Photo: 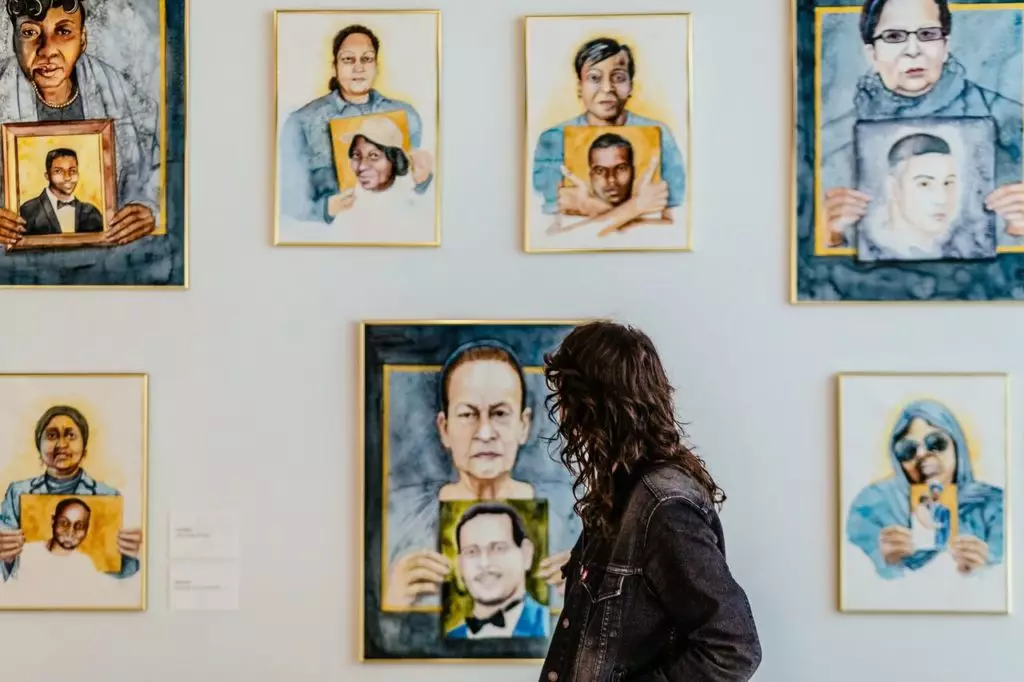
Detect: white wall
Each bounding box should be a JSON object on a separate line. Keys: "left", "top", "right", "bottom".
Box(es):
{"left": 1, "top": 0, "right": 1020, "bottom": 680}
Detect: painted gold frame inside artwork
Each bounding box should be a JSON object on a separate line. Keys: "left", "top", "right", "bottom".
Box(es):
{"left": 835, "top": 371, "right": 1012, "bottom": 616}
{"left": 271, "top": 9, "right": 443, "bottom": 248}
{"left": 357, "top": 319, "right": 585, "bottom": 664}
{"left": 0, "top": 372, "right": 149, "bottom": 613}
{"left": 788, "top": 1, "right": 1024, "bottom": 304}
{"left": 521, "top": 12, "right": 694, "bottom": 254}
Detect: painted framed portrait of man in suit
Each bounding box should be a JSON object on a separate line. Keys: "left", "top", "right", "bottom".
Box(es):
{"left": 0, "top": 0, "right": 188, "bottom": 288}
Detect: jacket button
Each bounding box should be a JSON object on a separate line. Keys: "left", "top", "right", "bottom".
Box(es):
{"left": 547, "top": 673, "right": 558, "bottom": 682}
{"left": 561, "top": 618, "right": 570, "bottom": 628}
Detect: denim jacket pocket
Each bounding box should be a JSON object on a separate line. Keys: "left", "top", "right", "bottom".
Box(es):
{"left": 581, "top": 566, "right": 626, "bottom": 603}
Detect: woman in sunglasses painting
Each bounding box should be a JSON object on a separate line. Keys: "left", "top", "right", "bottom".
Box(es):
{"left": 821, "top": 0, "right": 1024, "bottom": 249}
{"left": 846, "top": 400, "right": 1004, "bottom": 580}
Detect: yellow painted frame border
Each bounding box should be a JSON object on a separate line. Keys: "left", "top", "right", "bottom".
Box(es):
{"left": 357, "top": 318, "right": 586, "bottom": 664}
{"left": 521, "top": 12, "right": 694, "bottom": 254}
{"left": 0, "top": 372, "right": 149, "bottom": 613}
{"left": 271, "top": 9, "right": 443, "bottom": 249}
{"left": 835, "top": 371, "right": 1011, "bottom": 615}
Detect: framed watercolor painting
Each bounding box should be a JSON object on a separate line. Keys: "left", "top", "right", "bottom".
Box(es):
{"left": 359, "top": 320, "right": 579, "bottom": 661}
{"left": 0, "top": 373, "right": 148, "bottom": 611}
{"left": 837, "top": 372, "right": 1009, "bottom": 614}
{"left": 0, "top": 0, "right": 188, "bottom": 287}
{"left": 793, "top": 0, "right": 1024, "bottom": 302}
{"left": 524, "top": 13, "right": 692, "bottom": 253}
{"left": 274, "top": 10, "right": 440, "bottom": 248}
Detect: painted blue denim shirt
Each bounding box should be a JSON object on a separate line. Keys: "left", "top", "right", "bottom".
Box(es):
{"left": 0, "top": 471, "right": 140, "bottom": 581}
{"left": 532, "top": 112, "right": 686, "bottom": 214}
{"left": 279, "top": 88, "right": 431, "bottom": 223}
{"left": 540, "top": 464, "right": 761, "bottom": 682}
{"left": 822, "top": 57, "right": 1024, "bottom": 247}
{"left": 846, "top": 400, "right": 1004, "bottom": 580}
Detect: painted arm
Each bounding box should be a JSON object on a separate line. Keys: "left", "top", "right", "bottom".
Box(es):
{"left": 846, "top": 487, "right": 906, "bottom": 580}
{"left": 532, "top": 128, "right": 565, "bottom": 215}
{"left": 658, "top": 124, "right": 686, "bottom": 208}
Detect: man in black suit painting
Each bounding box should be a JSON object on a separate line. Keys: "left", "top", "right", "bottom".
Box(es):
{"left": 20, "top": 148, "right": 103, "bottom": 235}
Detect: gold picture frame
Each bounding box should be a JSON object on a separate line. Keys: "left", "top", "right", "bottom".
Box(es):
{"left": 0, "top": 372, "right": 149, "bottom": 612}
{"left": 836, "top": 371, "right": 1011, "bottom": 615}
{"left": 522, "top": 12, "right": 694, "bottom": 254}
{"left": 358, "top": 319, "right": 585, "bottom": 663}
{"left": 272, "top": 9, "right": 442, "bottom": 248}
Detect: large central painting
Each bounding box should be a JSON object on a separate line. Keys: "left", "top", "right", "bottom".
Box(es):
{"left": 360, "top": 320, "right": 580, "bottom": 661}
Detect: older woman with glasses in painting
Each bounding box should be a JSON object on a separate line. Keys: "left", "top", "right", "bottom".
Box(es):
{"left": 279, "top": 23, "right": 434, "bottom": 225}
{"left": 846, "top": 400, "right": 1003, "bottom": 579}
{"left": 821, "top": 0, "right": 1024, "bottom": 249}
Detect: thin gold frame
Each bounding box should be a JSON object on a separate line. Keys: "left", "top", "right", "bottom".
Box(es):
{"left": 357, "top": 318, "right": 586, "bottom": 664}
{"left": 272, "top": 9, "right": 442, "bottom": 249}
{"left": 0, "top": 0, "right": 190, "bottom": 290}
{"left": 835, "top": 371, "right": 1012, "bottom": 615}
{"left": 521, "top": 13, "right": 694, "bottom": 254}
{"left": 0, "top": 372, "right": 149, "bottom": 612}
{"left": 790, "top": 2, "right": 1024, "bottom": 304}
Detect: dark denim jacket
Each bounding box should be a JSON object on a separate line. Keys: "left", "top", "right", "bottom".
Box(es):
{"left": 539, "top": 464, "right": 761, "bottom": 682}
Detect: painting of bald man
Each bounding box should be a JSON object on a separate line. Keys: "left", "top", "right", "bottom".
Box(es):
{"left": 0, "top": 373, "right": 147, "bottom": 611}
{"left": 360, "top": 321, "right": 579, "bottom": 661}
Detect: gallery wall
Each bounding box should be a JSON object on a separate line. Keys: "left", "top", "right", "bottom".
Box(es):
{"left": 0, "top": 0, "right": 1020, "bottom": 680}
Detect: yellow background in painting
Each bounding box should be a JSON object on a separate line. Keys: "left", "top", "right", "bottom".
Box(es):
{"left": 14, "top": 134, "right": 107, "bottom": 224}
{"left": 20, "top": 494, "right": 122, "bottom": 573}
{"left": 439, "top": 498, "right": 549, "bottom": 636}
{"left": 910, "top": 483, "right": 960, "bottom": 539}
{"left": 562, "top": 125, "right": 662, "bottom": 191}
{"left": 328, "top": 110, "right": 411, "bottom": 191}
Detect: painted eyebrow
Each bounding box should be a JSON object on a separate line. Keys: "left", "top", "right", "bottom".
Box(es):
{"left": 913, "top": 175, "right": 937, "bottom": 181}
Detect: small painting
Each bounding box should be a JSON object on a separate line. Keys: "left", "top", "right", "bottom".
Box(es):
{"left": 0, "top": 0, "right": 188, "bottom": 287}
{"left": 838, "top": 372, "right": 1008, "bottom": 613}
{"left": 275, "top": 10, "right": 440, "bottom": 247}
{"left": 440, "top": 499, "right": 551, "bottom": 641}
{"left": 793, "top": 0, "right": 1024, "bottom": 301}
{"left": 524, "top": 13, "right": 691, "bottom": 253}
{"left": 361, "top": 320, "right": 579, "bottom": 661}
{"left": 0, "top": 373, "right": 147, "bottom": 611}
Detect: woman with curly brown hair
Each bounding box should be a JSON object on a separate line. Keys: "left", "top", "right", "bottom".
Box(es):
{"left": 538, "top": 321, "right": 761, "bottom": 682}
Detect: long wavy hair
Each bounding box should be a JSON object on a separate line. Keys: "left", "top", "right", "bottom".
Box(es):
{"left": 544, "top": 321, "right": 724, "bottom": 538}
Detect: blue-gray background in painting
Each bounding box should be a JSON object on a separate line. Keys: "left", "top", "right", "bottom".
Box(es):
{"left": 363, "top": 322, "right": 577, "bottom": 660}
{"left": 0, "top": 0, "right": 186, "bottom": 286}
{"left": 795, "top": 0, "right": 1024, "bottom": 300}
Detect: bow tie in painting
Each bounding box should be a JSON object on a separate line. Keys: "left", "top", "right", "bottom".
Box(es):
{"left": 57, "top": 199, "right": 76, "bottom": 209}
{"left": 466, "top": 598, "right": 523, "bottom": 634}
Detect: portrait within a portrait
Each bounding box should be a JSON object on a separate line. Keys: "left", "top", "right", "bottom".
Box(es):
{"left": 853, "top": 118, "right": 997, "bottom": 262}
{"left": 0, "top": 374, "right": 147, "bottom": 611}
{"left": 2, "top": 120, "right": 114, "bottom": 250}
{"left": 794, "top": 0, "right": 1024, "bottom": 301}
{"left": 0, "top": 0, "right": 187, "bottom": 287}
{"left": 440, "top": 500, "right": 551, "bottom": 641}
{"left": 361, "top": 321, "right": 579, "bottom": 661}
{"left": 524, "top": 13, "right": 691, "bottom": 253}
{"left": 274, "top": 10, "right": 440, "bottom": 247}
{"left": 838, "top": 373, "right": 1008, "bottom": 614}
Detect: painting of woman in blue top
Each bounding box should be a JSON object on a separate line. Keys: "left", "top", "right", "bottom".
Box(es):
{"left": 278, "top": 23, "right": 435, "bottom": 225}
{"left": 846, "top": 400, "right": 1003, "bottom": 580}
{"left": 0, "top": 405, "right": 143, "bottom": 581}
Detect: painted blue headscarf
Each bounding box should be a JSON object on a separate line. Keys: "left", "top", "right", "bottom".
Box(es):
{"left": 846, "top": 400, "right": 1004, "bottom": 579}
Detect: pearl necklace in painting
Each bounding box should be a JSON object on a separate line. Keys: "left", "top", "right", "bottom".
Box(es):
{"left": 33, "top": 82, "right": 80, "bottom": 109}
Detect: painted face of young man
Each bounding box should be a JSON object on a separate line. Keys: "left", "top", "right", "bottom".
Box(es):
{"left": 48, "top": 154, "right": 79, "bottom": 198}
{"left": 14, "top": 6, "right": 87, "bottom": 93}
{"left": 589, "top": 144, "right": 634, "bottom": 206}
{"left": 895, "top": 417, "right": 957, "bottom": 486}
{"left": 891, "top": 152, "right": 957, "bottom": 236}
{"left": 578, "top": 51, "right": 632, "bottom": 122}
{"left": 437, "top": 360, "right": 532, "bottom": 484}
{"left": 335, "top": 32, "right": 378, "bottom": 99}
{"left": 39, "top": 414, "right": 86, "bottom": 477}
{"left": 458, "top": 513, "right": 533, "bottom": 609}
{"left": 350, "top": 137, "right": 395, "bottom": 191}
{"left": 52, "top": 502, "right": 90, "bottom": 551}
{"left": 866, "top": 0, "right": 949, "bottom": 97}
